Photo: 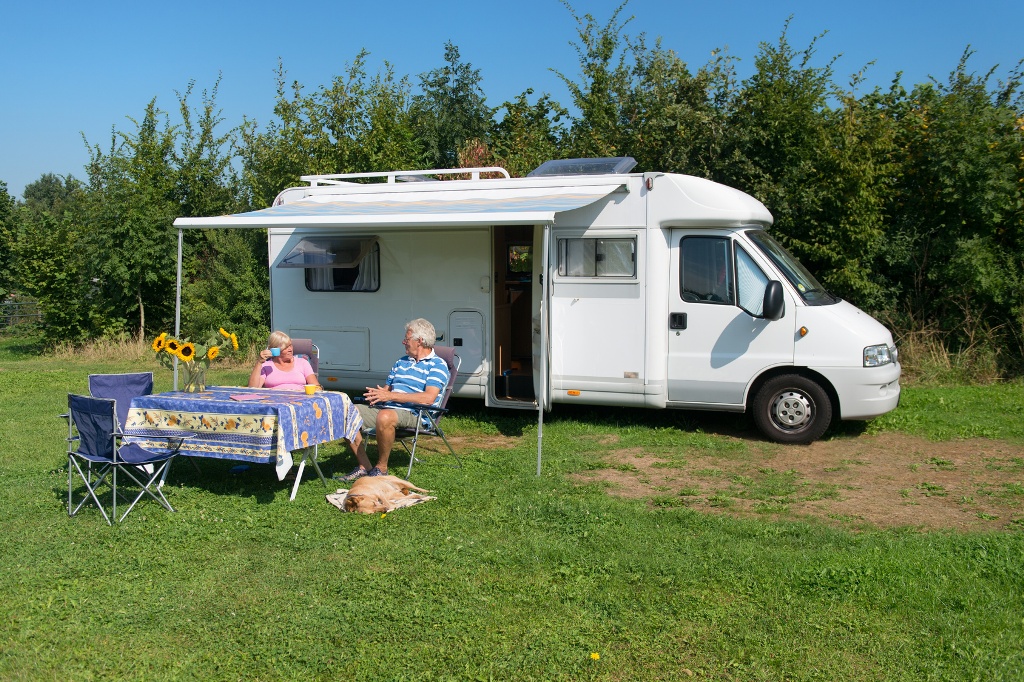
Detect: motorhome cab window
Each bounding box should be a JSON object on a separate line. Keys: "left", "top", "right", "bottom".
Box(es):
{"left": 736, "top": 246, "right": 769, "bottom": 315}
{"left": 557, "top": 237, "right": 636, "bottom": 277}
{"left": 679, "top": 236, "right": 733, "bottom": 303}
{"left": 746, "top": 230, "right": 837, "bottom": 305}
{"left": 277, "top": 237, "right": 380, "bottom": 292}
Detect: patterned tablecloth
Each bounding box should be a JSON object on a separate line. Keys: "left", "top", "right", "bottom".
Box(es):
{"left": 124, "top": 386, "right": 363, "bottom": 480}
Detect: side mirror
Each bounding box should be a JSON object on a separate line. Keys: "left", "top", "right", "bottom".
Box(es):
{"left": 762, "top": 280, "right": 785, "bottom": 321}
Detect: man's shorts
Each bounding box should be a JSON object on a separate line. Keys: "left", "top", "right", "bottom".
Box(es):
{"left": 356, "top": 403, "right": 421, "bottom": 431}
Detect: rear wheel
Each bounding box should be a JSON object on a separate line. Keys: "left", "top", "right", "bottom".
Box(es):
{"left": 752, "top": 374, "right": 832, "bottom": 444}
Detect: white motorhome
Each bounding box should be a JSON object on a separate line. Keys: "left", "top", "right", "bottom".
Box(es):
{"left": 177, "top": 157, "right": 901, "bottom": 444}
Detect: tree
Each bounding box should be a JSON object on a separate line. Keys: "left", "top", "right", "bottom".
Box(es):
{"left": 9, "top": 174, "right": 95, "bottom": 340}
{"left": 490, "top": 90, "right": 568, "bottom": 177}
{"left": 361, "top": 63, "right": 422, "bottom": 171}
{"left": 554, "top": 2, "right": 734, "bottom": 176}
{"left": 81, "top": 82, "right": 240, "bottom": 340}
{"left": 83, "top": 99, "right": 182, "bottom": 338}
{"left": 0, "top": 181, "right": 16, "bottom": 298}
{"left": 711, "top": 24, "right": 891, "bottom": 306}
{"left": 182, "top": 228, "right": 269, "bottom": 347}
{"left": 881, "top": 52, "right": 1024, "bottom": 365}
{"left": 21, "top": 173, "right": 80, "bottom": 216}
{"left": 240, "top": 54, "right": 394, "bottom": 207}
{"left": 411, "top": 41, "right": 494, "bottom": 169}
{"left": 173, "top": 77, "right": 240, "bottom": 219}
{"left": 554, "top": 2, "right": 632, "bottom": 158}
{"left": 616, "top": 35, "right": 732, "bottom": 176}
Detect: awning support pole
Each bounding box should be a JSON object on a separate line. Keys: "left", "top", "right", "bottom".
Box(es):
{"left": 173, "top": 227, "right": 183, "bottom": 390}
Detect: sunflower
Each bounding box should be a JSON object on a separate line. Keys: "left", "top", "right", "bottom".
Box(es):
{"left": 230, "top": 333, "right": 239, "bottom": 351}
{"left": 207, "top": 345, "right": 220, "bottom": 360}
{"left": 177, "top": 342, "right": 197, "bottom": 362}
{"left": 165, "top": 338, "right": 181, "bottom": 355}
{"left": 151, "top": 332, "right": 168, "bottom": 353}
{"left": 219, "top": 327, "right": 231, "bottom": 339}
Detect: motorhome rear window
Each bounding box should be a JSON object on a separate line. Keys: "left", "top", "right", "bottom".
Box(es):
{"left": 557, "top": 238, "right": 636, "bottom": 277}
{"left": 277, "top": 237, "right": 380, "bottom": 292}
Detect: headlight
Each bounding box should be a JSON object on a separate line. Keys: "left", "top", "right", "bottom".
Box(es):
{"left": 863, "top": 344, "right": 892, "bottom": 367}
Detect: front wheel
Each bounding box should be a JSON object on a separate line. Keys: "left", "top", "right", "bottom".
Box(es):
{"left": 752, "top": 374, "right": 833, "bottom": 444}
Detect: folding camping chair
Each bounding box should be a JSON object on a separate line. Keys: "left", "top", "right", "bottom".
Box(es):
{"left": 89, "top": 371, "right": 201, "bottom": 479}
{"left": 287, "top": 338, "right": 325, "bottom": 499}
{"left": 88, "top": 372, "right": 153, "bottom": 434}
{"left": 66, "top": 394, "right": 189, "bottom": 524}
{"left": 364, "top": 346, "right": 463, "bottom": 478}
{"left": 291, "top": 338, "right": 320, "bottom": 376}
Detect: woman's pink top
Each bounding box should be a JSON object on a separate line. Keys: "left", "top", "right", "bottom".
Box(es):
{"left": 259, "top": 357, "right": 314, "bottom": 390}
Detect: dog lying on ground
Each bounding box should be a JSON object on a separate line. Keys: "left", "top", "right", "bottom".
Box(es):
{"left": 329, "top": 475, "right": 435, "bottom": 514}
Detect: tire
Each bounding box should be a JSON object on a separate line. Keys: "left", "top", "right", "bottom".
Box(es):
{"left": 752, "top": 374, "right": 833, "bottom": 444}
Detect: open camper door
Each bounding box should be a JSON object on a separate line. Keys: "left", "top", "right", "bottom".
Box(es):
{"left": 535, "top": 224, "right": 552, "bottom": 412}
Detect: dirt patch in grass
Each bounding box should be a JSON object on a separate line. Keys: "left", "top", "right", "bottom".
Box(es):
{"left": 570, "top": 433, "right": 1024, "bottom": 532}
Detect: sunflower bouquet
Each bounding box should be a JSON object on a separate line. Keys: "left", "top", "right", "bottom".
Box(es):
{"left": 152, "top": 327, "right": 239, "bottom": 392}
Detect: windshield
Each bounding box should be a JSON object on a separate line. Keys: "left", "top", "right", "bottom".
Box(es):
{"left": 746, "top": 230, "right": 838, "bottom": 305}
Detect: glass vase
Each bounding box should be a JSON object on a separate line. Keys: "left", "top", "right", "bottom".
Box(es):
{"left": 182, "top": 363, "right": 207, "bottom": 393}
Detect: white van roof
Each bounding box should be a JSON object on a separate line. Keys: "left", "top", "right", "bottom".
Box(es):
{"left": 173, "top": 162, "right": 772, "bottom": 230}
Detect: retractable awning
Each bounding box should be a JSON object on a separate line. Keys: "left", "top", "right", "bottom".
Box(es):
{"left": 174, "top": 183, "right": 625, "bottom": 229}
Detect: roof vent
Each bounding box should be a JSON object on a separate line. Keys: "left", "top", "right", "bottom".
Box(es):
{"left": 527, "top": 157, "right": 637, "bottom": 178}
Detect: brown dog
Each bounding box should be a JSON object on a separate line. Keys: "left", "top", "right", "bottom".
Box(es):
{"left": 342, "top": 475, "right": 435, "bottom": 514}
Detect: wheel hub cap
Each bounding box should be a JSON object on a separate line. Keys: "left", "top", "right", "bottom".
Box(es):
{"left": 771, "top": 390, "right": 812, "bottom": 430}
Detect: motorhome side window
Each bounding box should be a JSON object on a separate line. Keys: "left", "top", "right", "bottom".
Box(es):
{"left": 679, "top": 236, "right": 733, "bottom": 303}
{"left": 277, "top": 237, "right": 380, "bottom": 292}
{"left": 557, "top": 238, "right": 636, "bottom": 277}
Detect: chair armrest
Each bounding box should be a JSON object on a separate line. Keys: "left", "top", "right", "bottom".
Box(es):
{"left": 353, "top": 397, "right": 447, "bottom": 415}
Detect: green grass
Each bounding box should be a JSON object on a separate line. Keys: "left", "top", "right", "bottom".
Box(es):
{"left": 1, "top": 336, "right": 1024, "bottom": 680}
{"left": 865, "top": 383, "right": 1024, "bottom": 441}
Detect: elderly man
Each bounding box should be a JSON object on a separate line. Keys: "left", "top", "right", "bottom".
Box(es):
{"left": 338, "top": 318, "right": 450, "bottom": 481}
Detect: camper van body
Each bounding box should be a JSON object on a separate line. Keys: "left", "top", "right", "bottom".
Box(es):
{"left": 180, "top": 161, "right": 901, "bottom": 443}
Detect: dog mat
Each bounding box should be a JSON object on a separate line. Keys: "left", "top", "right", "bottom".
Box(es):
{"left": 326, "top": 488, "right": 436, "bottom": 513}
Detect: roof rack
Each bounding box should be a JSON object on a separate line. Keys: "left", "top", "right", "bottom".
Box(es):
{"left": 301, "top": 166, "right": 511, "bottom": 186}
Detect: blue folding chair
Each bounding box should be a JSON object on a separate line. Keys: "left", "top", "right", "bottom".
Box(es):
{"left": 67, "top": 394, "right": 187, "bottom": 524}
{"left": 88, "top": 372, "right": 153, "bottom": 434}
{"left": 89, "top": 371, "right": 201, "bottom": 480}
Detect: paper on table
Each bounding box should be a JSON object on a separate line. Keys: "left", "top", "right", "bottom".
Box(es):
{"left": 230, "top": 393, "right": 266, "bottom": 401}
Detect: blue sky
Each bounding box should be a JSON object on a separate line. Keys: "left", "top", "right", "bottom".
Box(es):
{"left": 1, "top": 0, "right": 1021, "bottom": 198}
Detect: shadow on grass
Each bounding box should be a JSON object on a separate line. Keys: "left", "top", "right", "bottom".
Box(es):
{"left": 449, "top": 397, "right": 762, "bottom": 441}
{"left": 57, "top": 457, "right": 283, "bottom": 509}
{"left": 450, "top": 397, "right": 878, "bottom": 445}
{"left": 0, "top": 333, "right": 48, "bottom": 360}
{"left": 164, "top": 458, "right": 283, "bottom": 503}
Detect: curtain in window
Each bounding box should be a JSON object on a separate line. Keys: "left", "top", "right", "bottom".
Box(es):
{"left": 308, "top": 268, "right": 334, "bottom": 291}
{"left": 352, "top": 244, "right": 380, "bottom": 291}
{"left": 736, "top": 247, "right": 769, "bottom": 315}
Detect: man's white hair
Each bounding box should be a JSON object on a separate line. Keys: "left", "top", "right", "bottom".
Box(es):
{"left": 406, "top": 318, "right": 436, "bottom": 348}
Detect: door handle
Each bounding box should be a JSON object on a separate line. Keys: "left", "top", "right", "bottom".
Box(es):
{"left": 669, "top": 312, "right": 687, "bottom": 330}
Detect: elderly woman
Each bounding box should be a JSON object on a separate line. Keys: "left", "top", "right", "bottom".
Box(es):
{"left": 248, "top": 330, "right": 319, "bottom": 390}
